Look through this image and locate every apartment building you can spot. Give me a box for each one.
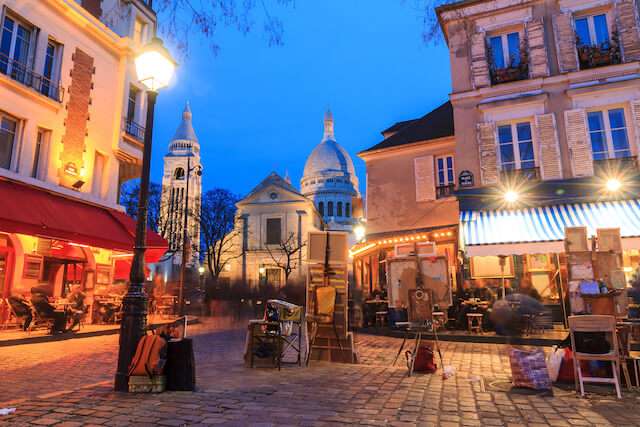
[0,0,165,316]
[437,0,640,299]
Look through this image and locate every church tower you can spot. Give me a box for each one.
[160,103,202,265]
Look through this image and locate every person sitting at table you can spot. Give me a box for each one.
[8,294,33,331]
[519,277,541,301]
[67,285,87,331]
[30,287,68,334]
[472,280,496,303]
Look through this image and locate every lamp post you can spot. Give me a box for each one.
[114,37,176,392]
[177,156,202,316]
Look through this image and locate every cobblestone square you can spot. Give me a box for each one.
[1,319,639,426]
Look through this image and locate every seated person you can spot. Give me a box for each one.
[66,285,87,330]
[472,281,496,303]
[30,287,68,334]
[519,277,542,301]
[8,294,33,331]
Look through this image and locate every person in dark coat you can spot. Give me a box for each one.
[8,294,33,331]
[30,287,67,334]
[66,285,87,331]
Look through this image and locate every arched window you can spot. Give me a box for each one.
[345,202,351,218]
[337,202,343,217]
[328,201,334,216]
[174,167,185,180]
[318,202,324,216]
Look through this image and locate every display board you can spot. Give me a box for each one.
[470,255,514,278]
[307,232,348,265]
[387,257,451,309]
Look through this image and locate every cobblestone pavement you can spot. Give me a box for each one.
[1,319,640,426]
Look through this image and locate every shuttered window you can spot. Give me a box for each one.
[498,122,535,170]
[436,155,455,186]
[587,108,631,160]
[575,14,610,47]
[266,218,282,245]
[489,32,520,68]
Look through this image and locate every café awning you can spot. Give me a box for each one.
[0,178,167,252]
[460,199,640,256]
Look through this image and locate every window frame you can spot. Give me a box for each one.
[32,127,50,179]
[435,154,455,187]
[0,111,19,171]
[586,106,632,160]
[41,38,63,98]
[574,11,611,47]
[0,11,37,76]
[488,31,521,70]
[265,217,283,245]
[496,120,537,171]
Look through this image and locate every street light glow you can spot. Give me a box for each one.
[354,224,366,241]
[135,38,176,92]
[504,190,519,203]
[606,178,622,192]
[198,266,205,274]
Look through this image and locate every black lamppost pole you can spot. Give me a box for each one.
[178,156,202,316]
[114,37,175,392]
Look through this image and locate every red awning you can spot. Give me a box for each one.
[0,178,167,252]
[112,248,167,282]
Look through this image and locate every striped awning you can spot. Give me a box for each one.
[460,199,640,254]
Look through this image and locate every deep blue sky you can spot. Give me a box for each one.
[150,1,451,196]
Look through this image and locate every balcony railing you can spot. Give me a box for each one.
[0,53,63,102]
[593,156,637,175]
[576,32,621,70]
[490,64,529,85]
[436,183,455,199]
[501,166,540,182]
[124,119,145,142]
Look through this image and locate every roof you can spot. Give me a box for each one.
[243,172,304,200]
[361,101,454,154]
[171,102,198,143]
[381,118,421,136]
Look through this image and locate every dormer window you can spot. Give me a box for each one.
[488,31,527,85]
[575,13,620,69]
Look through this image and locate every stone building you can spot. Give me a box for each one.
[159,103,202,265]
[0,0,166,309]
[224,172,324,290]
[301,110,363,233]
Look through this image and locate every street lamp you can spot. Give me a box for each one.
[606,178,622,192]
[114,37,176,392]
[504,190,519,204]
[178,157,202,316]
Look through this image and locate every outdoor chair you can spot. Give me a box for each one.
[568,315,623,398]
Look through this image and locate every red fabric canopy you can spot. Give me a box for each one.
[0,178,167,252]
[112,248,167,281]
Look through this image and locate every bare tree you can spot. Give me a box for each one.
[197,188,241,278]
[265,232,306,284]
[151,0,295,55]
[119,180,168,234]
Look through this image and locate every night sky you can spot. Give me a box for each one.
[150,1,451,196]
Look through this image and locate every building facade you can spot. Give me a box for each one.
[224,172,324,291]
[159,103,202,265]
[437,0,640,300]
[350,102,460,299]
[0,0,165,321]
[301,111,363,233]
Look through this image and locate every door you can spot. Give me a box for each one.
[0,247,14,298]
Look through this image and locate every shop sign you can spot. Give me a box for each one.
[458,170,474,187]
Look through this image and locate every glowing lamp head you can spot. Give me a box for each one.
[198,266,205,274]
[354,225,366,242]
[606,178,622,192]
[504,190,519,204]
[135,38,176,92]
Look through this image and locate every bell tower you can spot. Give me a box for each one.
[159,102,202,265]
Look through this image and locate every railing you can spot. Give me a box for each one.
[436,183,455,199]
[593,156,637,175]
[490,64,529,85]
[124,119,145,142]
[0,52,63,102]
[501,166,540,182]
[576,32,622,70]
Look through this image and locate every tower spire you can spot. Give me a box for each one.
[323,108,334,141]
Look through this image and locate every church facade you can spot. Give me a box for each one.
[159,103,202,266]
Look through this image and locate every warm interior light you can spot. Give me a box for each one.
[198,266,205,274]
[504,190,519,203]
[606,178,622,192]
[135,38,176,92]
[354,225,366,241]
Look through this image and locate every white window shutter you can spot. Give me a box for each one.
[414,155,436,202]
[629,100,640,154]
[526,19,549,78]
[470,32,490,89]
[564,109,594,177]
[553,12,579,73]
[535,113,563,180]
[615,0,640,61]
[477,122,498,185]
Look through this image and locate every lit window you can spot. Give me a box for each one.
[575,14,609,48]
[587,108,630,160]
[498,122,535,171]
[436,155,455,186]
[0,113,18,170]
[489,32,520,69]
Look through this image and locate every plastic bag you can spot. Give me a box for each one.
[546,346,564,382]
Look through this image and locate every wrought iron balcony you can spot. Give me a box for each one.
[593,156,637,175]
[576,32,621,70]
[500,166,540,182]
[436,183,455,199]
[0,53,63,102]
[123,118,145,142]
[490,64,529,85]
